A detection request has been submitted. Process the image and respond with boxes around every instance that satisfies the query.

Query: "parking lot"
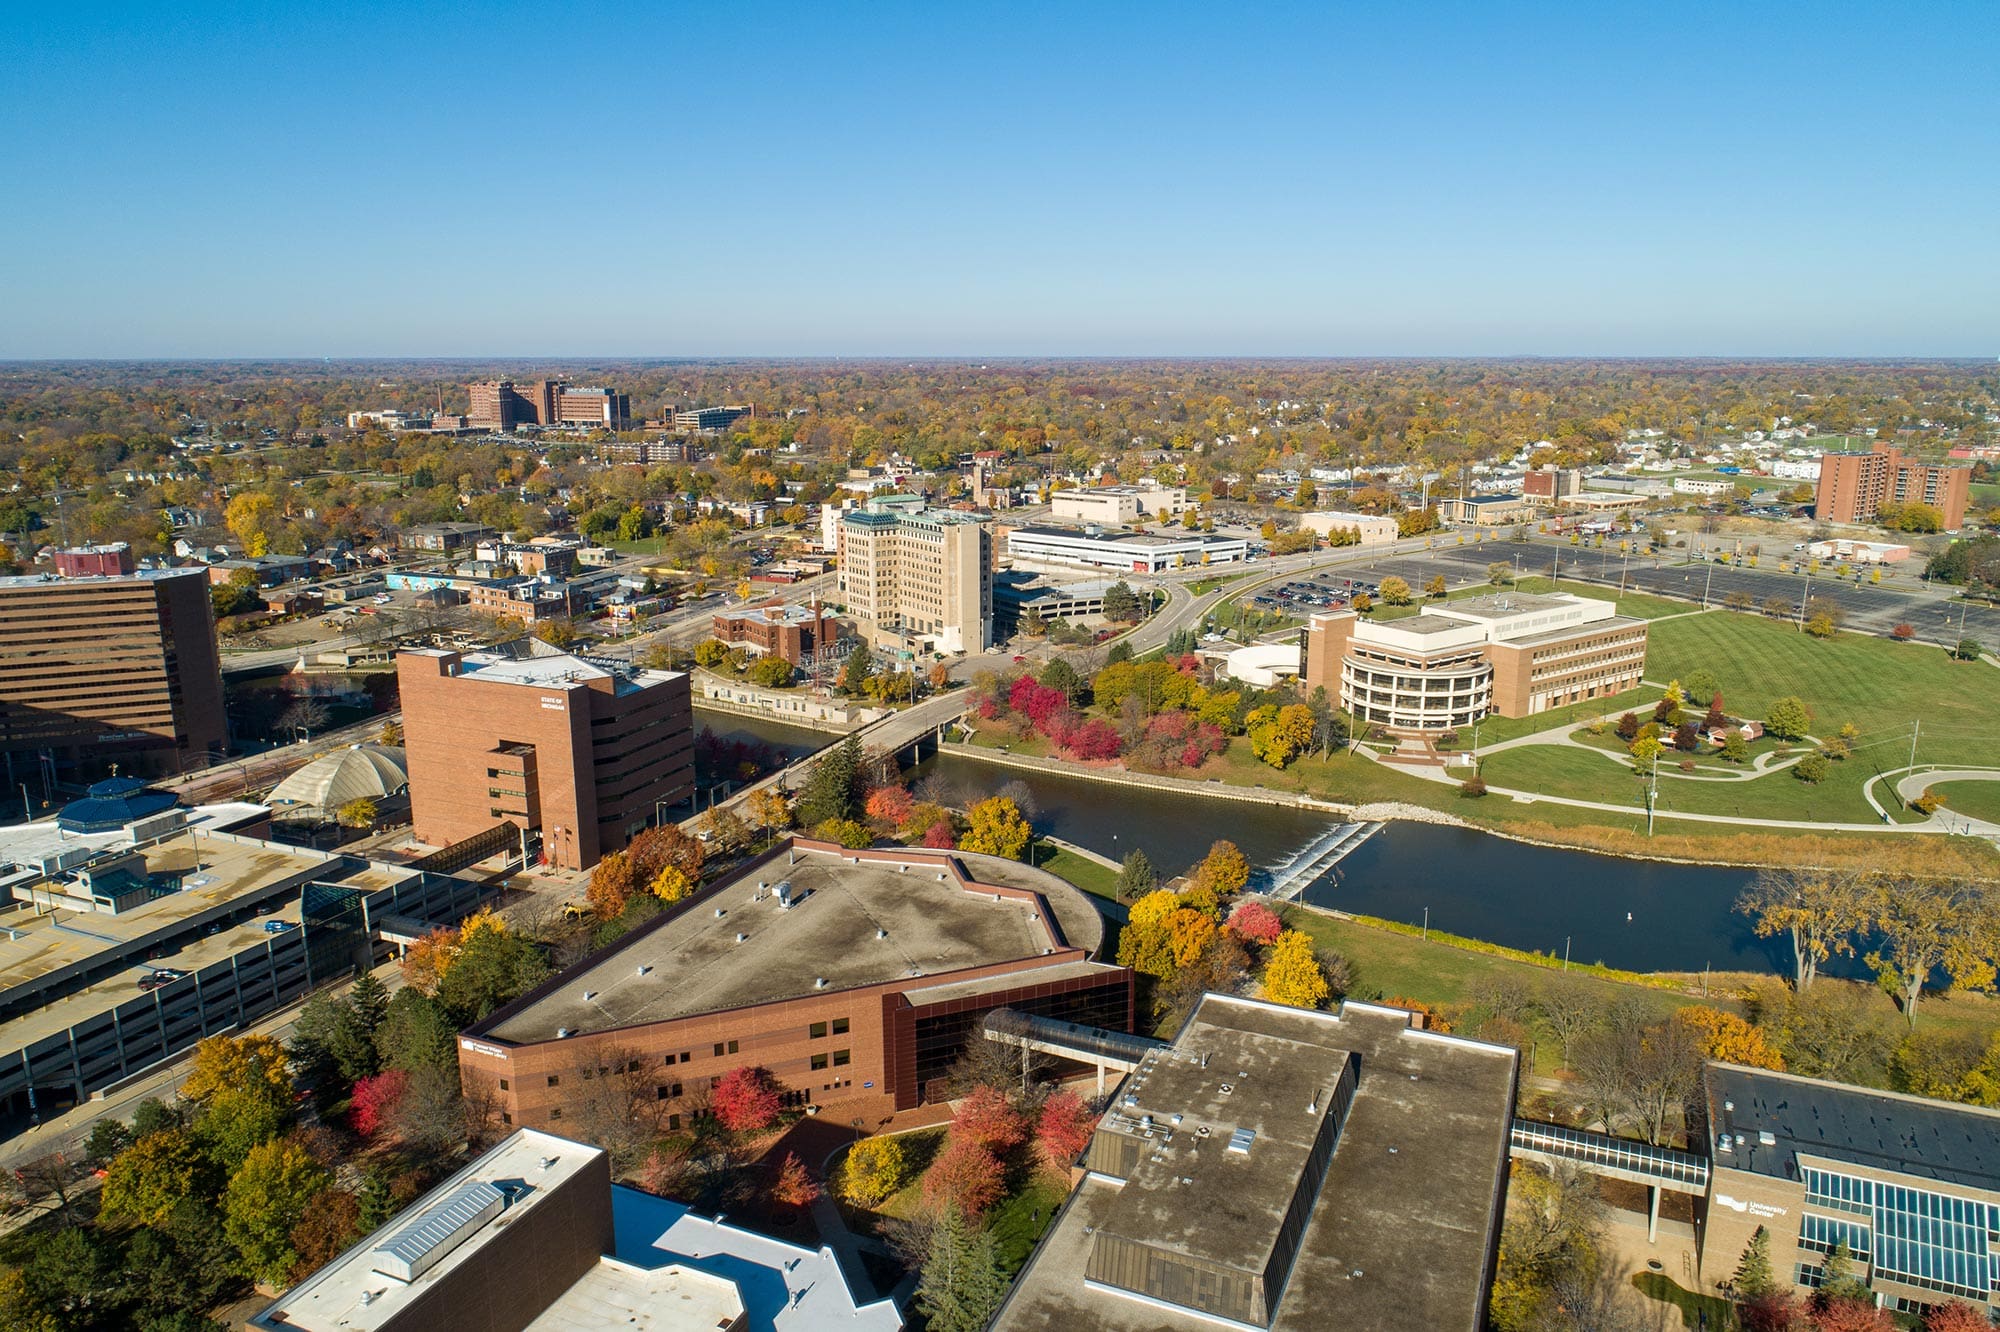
[1328,539,2000,650]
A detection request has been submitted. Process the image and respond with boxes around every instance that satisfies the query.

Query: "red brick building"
[710,598,843,664]
[1816,441,1971,529]
[397,642,693,870]
[52,543,136,577]
[457,841,1131,1129]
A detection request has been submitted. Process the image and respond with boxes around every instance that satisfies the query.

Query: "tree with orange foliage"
[1811,1297,1895,1332]
[587,850,639,919]
[864,785,915,826]
[626,824,704,887]
[920,1138,1005,1219]
[1380,996,1452,1033]
[400,927,459,996]
[772,1152,821,1209]
[1675,1005,1784,1070]
[950,1086,1030,1155]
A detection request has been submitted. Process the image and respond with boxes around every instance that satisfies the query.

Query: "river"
[690,708,1791,978]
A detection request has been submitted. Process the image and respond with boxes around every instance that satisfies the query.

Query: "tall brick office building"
[397,642,693,870]
[468,379,631,432]
[0,567,227,778]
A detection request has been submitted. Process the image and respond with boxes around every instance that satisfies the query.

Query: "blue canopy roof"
[56,778,181,834]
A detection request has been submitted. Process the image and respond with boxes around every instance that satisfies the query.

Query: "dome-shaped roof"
[268,745,408,814]
[57,778,181,833]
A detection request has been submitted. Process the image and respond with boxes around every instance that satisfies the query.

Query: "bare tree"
[564,1046,665,1176]
[1866,877,1998,1027]
[1534,979,1602,1069]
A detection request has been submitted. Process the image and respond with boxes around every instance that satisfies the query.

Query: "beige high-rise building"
[837,501,993,654]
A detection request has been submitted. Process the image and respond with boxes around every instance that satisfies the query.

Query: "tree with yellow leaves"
[650,864,695,904]
[1675,1006,1783,1070]
[1262,930,1329,1009]
[183,1033,292,1106]
[958,795,1031,861]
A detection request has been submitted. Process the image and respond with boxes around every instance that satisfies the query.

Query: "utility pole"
[1646,749,1659,836]
[1702,562,1714,609]
[1906,719,1921,801]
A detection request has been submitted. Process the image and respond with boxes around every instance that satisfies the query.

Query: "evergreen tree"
[348,970,389,1036]
[1101,581,1141,622]
[1819,1237,1871,1303]
[798,734,864,826]
[1106,639,1133,665]
[1039,656,1085,705]
[916,1205,1010,1332]
[1733,1225,1776,1297]
[842,643,874,698]
[1116,849,1159,901]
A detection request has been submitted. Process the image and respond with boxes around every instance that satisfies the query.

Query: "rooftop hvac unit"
[371,1181,506,1283]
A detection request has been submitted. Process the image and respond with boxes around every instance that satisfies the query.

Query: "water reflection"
[907,753,1788,977]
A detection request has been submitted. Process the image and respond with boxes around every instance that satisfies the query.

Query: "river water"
[691,708,1786,977]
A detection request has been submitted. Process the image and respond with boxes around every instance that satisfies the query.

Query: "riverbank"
[940,738,2000,876]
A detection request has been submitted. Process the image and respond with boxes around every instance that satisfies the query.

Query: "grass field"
[1030,841,1121,900]
[1928,779,2000,825]
[1188,572,1250,595]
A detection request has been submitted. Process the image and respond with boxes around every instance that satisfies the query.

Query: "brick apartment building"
[51,542,136,577]
[1815,441,1971,529]
[397,642,693,871]
[1302,591,1647,731]
[468,380,631,432]
[0,568,227,777]
[710,599,843,664]
[456,841,1131,1130]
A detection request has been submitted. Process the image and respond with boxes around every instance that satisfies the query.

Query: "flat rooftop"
[1707,1063,2000,1193]
[1378,612,1481,637]
[1506,613,1644,649]
[1011,525,1236,549]
[0,567,206,590]
[478,847,1104,1045]
[1435,590,1574,619]
[0,831,341,996]
[410,643,684,698]
[251,1129,602,1332]
[992,997,1518,1332]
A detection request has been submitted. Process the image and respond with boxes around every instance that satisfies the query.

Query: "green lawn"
[1031,841,1121,900]
[987,1175,1070,1272]
[1646,610,2000,819]
[1927,779,2000,825]
[1188,573,1250,595]
[1471,685,1658,745]
[608,534,673,556]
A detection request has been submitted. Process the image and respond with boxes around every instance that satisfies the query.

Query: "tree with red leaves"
[348,1069,407,1138]
[920,1138,1005,1219]
[1227,900,1283,945]
[1738,1292,1804,1332]
[1066,718,1123,760]
[1923,1304,1993,1332]
[949,1086,1029,1155]
[712,1066,783,1133]
[922,819,956,849]
[1035,1091,1095,1175]
[772,1152,821,1208]
[1811,1298,1895,1332]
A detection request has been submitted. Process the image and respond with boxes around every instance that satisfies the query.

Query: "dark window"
[547,1074,560,1087]
[728,1040,739,1054]
[498,1078,509,1091]
[501,1112,513,1125]
[811,1053,829,1071]
[667,1113,681,1131]
[833,1049,851,1067]
[680,1051,691,1063]
[549,1107,562,1120]
[809,1022,828,1039]
[713,1043,725,1057]
[832,1018,850,1035]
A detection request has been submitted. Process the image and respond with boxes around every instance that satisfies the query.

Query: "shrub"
[1953,637,1984,661]
[1911,787,1945,815]
[1891,622,1916,641]
[837,1136,910,1208]
[1793,752,1831,784]
[814,817,873,850]
[1459,774,1488,798]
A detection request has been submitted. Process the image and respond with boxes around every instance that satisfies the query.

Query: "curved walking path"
[1863,767,2000,837]
[1477,722,1816,783]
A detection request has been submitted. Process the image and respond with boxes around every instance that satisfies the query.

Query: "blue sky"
[2,2,1995,357]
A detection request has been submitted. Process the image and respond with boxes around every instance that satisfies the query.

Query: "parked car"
[262,919,296,934]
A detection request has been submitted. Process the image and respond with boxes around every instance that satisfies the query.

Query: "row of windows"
[809,1018,850,1039]
[1799,1212,1872,1260]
